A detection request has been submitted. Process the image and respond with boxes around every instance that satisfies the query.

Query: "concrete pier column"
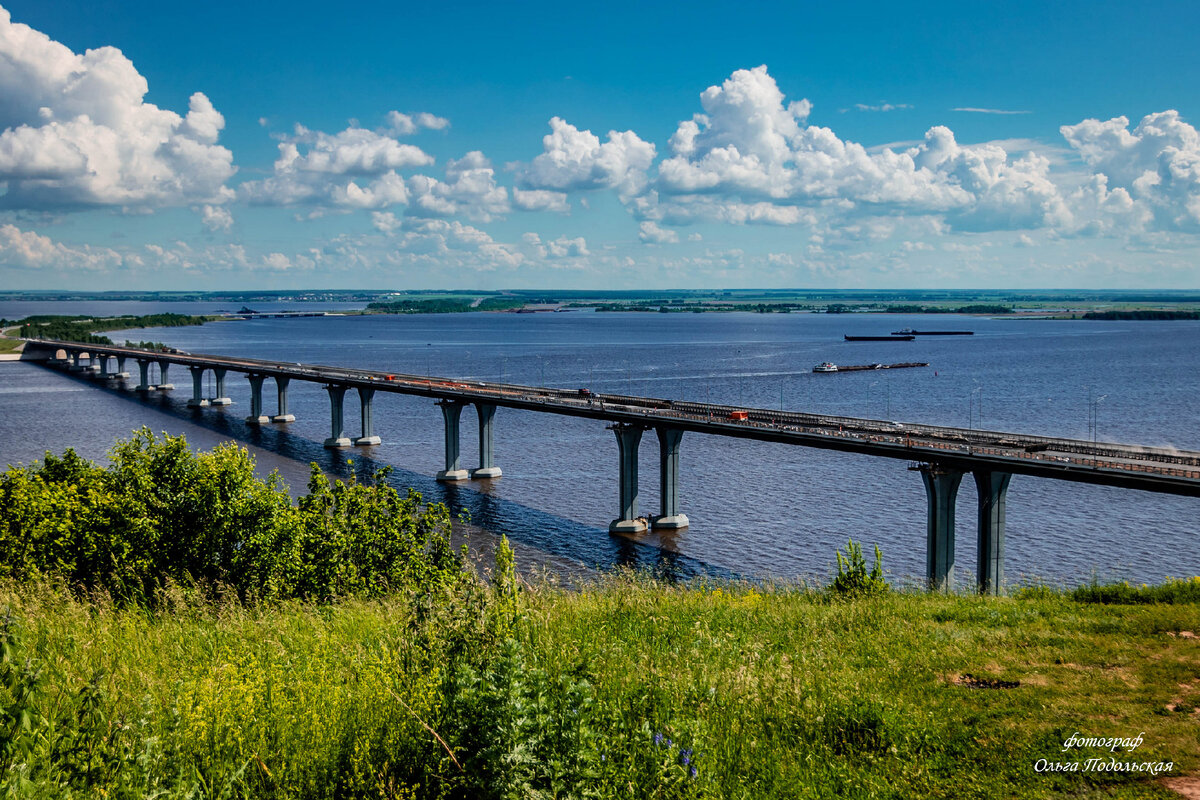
[323,385,351,447]
[135,359,154,392]
[974,471,1012,596]
[471,402,502,478]
[272,376,295,423]
[115,356,129,379]
[209,368,232,405]
[651,427,689,529]
[155,360,174,391]
[95,354,110,378]
[86,353,101,373]
[354,387,381,445]
[245,374,271,424]
[187,366,210,407]
[69,351,85,371]
[436,400,468,480]
[919,464,964,591]
[609,423,647,533]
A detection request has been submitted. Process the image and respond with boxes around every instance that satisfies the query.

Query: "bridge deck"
[25,339,1200,496]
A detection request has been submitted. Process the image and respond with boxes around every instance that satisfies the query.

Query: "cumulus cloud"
[651,65,1074,231]
[512,116,655,197]
[241,118,434,209]
[407,151,509,221]
[200,204,233,231]
[638,221,678,244]
[512,187,570,213]
[385,110,450,135]
[1061,110,1200,230]
[0,223,123,269]
[0,7,235,209]
[847,103,911,113]
[521,232,590,259]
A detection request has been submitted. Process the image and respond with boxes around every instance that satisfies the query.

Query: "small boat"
[844,335,915,342]
[813,362,838,373]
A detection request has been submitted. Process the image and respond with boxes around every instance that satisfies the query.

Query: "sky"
[1,0,1200,291]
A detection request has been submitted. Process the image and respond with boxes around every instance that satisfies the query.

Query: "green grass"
[3,577,1197,798]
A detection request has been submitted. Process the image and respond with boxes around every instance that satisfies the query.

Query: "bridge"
[20,338,1200,594]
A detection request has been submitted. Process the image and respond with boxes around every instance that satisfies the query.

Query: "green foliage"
[1071,576,1200,604]
[366,296,524,314]
[830,539,888,597]
[0,430,461,603]
[1082,309,1200,320]
[17,313,210,345]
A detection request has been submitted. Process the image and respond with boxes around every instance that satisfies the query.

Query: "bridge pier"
[94,354,110,378]
[323,385,351,447]
[209,368,231,405]
[919,464,963,591]
[272,377,294,423]
[974,470,1012,595]
[609,423,647,533]
[155,360,174,391]
[187,366,210,407]
[471,402,502,478]
[69,351,85,372]
[135,359,154,392]
[354,387,380,445]
[436,400,469,480]
[651,427,688,529]
[245,375,271,424]
[114,356,129,379]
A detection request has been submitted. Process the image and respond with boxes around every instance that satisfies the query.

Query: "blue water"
[3,305,1199,587]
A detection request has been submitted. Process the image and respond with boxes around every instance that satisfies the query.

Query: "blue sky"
[2,0,1200,290]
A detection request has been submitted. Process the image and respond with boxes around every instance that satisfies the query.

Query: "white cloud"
[262,252,292,270]
[0,223,122,270]
[520,231,590,258]
[1061,110,1200,230]
[385,110,450,135]
[849,103,912,113]
[512,187,570,213]
[638,221,678,244]
[407,151,509,222]
[0,8,235,209]
[241,118,434,209]
[200,204,233,231]
[952,107,1032,115]
[512,116,655,197]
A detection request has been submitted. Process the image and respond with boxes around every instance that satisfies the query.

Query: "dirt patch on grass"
[953,673,1020,690]
[1162,776,1200,799]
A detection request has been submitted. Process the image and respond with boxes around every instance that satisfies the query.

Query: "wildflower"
[680,748,693,766]
[654,732,663,746]
[691,766,698,779]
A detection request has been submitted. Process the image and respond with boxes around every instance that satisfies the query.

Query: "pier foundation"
[114,355,129,379]
[187,366,210,407]
[354,387,380,445]
[436,400,469,480]
[471,402,502,478]
[651,427,688,529]
[609,423,647,533]
[245,375,271,424]
[209,368,232,405]
[155,360,173,391]
[135,359,153,392]
[272,376,294,423]
[919,464,963,591]
[323,385,351,447]
[974,470,1012,595]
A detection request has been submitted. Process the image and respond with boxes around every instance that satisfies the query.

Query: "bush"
[0,430,463,603]
[830,540,888,597]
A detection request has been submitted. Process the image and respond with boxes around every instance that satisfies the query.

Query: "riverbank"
[2,578,1197,798]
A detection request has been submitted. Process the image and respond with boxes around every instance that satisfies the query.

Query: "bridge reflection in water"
[25,339,1200,595]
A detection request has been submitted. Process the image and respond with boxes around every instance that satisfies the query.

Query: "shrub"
[830,540,888,597]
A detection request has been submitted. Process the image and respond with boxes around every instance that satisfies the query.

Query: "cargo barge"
[813,362,929,373]
[891,328,974,336]
[844,334,915,341]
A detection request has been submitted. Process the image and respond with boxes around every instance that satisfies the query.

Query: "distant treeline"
[17,313,212,344]
[366,297,524,314]
[1082,309,1200,320]
[883,304,1014,314]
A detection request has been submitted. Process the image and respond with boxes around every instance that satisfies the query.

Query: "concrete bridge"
[21,338,1200,594]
